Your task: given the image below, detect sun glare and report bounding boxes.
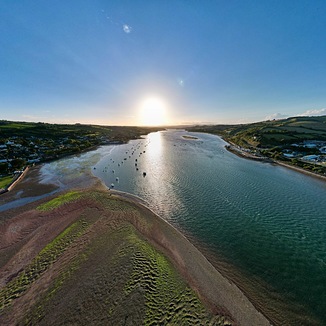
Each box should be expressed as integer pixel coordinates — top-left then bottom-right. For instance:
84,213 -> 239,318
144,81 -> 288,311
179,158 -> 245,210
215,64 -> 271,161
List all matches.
139,97 -> 168,126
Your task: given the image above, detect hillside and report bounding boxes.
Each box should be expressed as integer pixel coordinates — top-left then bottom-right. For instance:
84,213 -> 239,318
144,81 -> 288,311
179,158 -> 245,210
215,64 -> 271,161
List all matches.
188,116 -> 326,176
188,116 -> 326,148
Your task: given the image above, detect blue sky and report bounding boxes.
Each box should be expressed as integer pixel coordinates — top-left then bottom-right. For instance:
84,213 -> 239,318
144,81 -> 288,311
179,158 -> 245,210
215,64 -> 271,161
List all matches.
1,1 -> 326,125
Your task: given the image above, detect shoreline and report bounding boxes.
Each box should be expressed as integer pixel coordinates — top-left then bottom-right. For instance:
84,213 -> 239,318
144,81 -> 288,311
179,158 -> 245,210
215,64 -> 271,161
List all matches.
224,140 -> 326,183
275,160 -> 326,182
108,189 -> 270,325
3,135 -> 323,324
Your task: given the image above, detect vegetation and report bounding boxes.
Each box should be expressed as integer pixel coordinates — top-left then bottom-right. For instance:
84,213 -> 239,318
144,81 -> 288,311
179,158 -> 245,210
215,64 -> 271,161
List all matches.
0,120 -> 162,143
0,120 -> 163,176
37,191 -> 81,211
0,190 -> 231,325
188,116 -> 326,176
188,116 -> 326,148
0,219 -> 89,311
0,176 -> 13,189
124,228 -> 222,325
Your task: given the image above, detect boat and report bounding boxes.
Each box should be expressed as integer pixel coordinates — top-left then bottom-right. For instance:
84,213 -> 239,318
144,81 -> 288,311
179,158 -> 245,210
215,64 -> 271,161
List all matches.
110,183 -> 114,188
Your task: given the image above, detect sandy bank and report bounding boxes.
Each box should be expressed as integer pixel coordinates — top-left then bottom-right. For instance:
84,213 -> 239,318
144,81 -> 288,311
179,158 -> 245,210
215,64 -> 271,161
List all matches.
0,162 -> 271,325
275,160 -> 326,182
1,188 -> 231,325
111,189 -> 270,326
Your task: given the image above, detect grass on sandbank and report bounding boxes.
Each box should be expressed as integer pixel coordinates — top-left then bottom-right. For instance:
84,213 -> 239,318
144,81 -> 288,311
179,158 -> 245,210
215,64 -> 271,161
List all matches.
36,191 -> 81,211
0,219 -> 89,311
0,176 -> 13,189
1,190 -> 233,325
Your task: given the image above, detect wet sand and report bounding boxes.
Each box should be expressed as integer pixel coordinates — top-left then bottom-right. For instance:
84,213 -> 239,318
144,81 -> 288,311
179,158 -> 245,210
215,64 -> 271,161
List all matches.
276,160 -> 326,182
111,190 -> 270,325
0,166 -> 58,204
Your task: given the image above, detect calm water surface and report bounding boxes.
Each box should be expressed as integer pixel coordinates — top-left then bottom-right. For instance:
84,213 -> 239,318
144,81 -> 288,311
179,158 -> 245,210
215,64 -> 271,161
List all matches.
48,131 -> 326,324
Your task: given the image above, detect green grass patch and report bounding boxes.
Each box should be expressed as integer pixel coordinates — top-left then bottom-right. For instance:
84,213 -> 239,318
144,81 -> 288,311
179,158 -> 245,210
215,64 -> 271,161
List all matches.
124,229 -> 225,325
0,176 -> 12,189
37,191 -> 81,211
0,219 -> 89,311
86,190 -> 137,212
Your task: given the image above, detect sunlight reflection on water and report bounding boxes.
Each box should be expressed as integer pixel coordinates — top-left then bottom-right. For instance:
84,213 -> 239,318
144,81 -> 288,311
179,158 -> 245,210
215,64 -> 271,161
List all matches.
36,130 -> 326,324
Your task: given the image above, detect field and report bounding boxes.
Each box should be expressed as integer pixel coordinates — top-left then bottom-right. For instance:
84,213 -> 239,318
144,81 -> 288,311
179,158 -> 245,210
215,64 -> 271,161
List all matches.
188,116 -> 326,148
0,189 -> 234,325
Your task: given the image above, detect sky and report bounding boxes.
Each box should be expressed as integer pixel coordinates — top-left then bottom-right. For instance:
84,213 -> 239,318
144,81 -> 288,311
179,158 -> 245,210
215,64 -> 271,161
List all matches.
1,1 -> 326,126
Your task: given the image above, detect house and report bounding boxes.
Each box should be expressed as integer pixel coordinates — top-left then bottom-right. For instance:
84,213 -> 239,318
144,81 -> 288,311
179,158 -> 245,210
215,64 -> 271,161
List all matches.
320,146 -> 326,154
302,155 -> 319,161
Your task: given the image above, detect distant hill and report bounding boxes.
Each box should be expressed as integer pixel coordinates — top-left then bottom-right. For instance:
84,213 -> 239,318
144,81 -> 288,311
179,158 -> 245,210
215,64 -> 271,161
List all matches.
188,116 -> 326,148
0,120 -> 162,143
188,116 -> 326,176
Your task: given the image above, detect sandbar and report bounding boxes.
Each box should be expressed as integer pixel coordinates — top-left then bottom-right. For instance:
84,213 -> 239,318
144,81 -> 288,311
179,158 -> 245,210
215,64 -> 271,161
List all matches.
0,166 -> 271,325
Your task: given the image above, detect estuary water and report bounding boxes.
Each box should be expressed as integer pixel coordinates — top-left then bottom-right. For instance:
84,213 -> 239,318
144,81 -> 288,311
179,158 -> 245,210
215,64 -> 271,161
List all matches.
46,130 -> 326,324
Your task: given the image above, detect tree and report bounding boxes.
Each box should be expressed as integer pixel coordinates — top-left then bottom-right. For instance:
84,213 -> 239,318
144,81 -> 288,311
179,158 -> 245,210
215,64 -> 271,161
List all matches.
0,162 -> 8,174
11,158 -> 26,170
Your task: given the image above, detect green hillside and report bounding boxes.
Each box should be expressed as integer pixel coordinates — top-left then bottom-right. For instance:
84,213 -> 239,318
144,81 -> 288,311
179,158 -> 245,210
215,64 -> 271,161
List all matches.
188,116 -> 326,148
188,116 -> 326,176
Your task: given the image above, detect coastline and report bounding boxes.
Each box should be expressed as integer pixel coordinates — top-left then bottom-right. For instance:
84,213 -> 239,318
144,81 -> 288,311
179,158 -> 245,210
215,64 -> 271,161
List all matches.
275,160 -> 326,182
225,144 -> 273,163
0,163 -> 271,325
224,141 -> 326,183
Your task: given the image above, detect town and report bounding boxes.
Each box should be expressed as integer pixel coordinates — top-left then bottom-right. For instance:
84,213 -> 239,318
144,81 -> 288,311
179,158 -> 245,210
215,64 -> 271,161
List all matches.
0,121 -> 162,191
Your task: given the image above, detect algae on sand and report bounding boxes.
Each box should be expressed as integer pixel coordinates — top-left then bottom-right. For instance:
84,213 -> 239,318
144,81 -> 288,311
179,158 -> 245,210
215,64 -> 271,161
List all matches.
1,190 -> 233,325
37,191 -> 81,211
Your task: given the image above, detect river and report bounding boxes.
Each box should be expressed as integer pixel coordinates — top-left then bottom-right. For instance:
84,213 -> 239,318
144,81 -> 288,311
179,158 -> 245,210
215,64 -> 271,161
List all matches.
43,130 -> 326,325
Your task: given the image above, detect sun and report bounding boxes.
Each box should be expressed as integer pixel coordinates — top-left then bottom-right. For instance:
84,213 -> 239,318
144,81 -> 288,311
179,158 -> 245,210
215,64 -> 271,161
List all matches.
139,97 -> 168,126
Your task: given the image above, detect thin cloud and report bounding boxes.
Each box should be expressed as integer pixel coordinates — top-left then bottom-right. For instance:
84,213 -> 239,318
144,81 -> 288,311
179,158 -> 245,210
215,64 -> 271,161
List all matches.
177,79 -> 184,87
299,108 -> 326,116
265,113 -> 289,121
123,24 -> 132,33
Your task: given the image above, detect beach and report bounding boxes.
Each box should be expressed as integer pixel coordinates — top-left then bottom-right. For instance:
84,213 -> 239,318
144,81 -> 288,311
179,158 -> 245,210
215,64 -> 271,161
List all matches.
0,165 -> 270,325
225,142 -> 326,183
